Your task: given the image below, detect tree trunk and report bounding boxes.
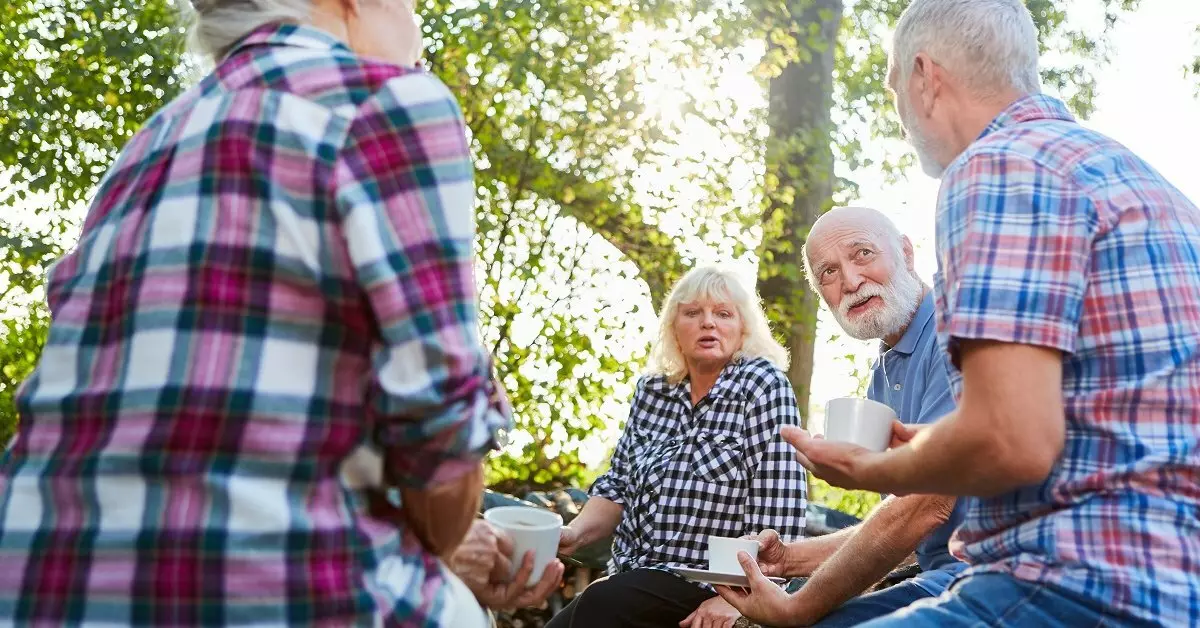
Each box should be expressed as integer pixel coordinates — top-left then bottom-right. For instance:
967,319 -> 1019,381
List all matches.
756,0 -> 843,428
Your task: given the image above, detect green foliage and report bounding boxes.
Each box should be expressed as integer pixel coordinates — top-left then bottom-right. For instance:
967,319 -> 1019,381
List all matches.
0,0 -> 1159,500
423,0 -> 758,487
0,0 -> 190,432
0,307 -> 47,446
810,477 -> 882,519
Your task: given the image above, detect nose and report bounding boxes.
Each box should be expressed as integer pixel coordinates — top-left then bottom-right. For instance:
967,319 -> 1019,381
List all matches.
842,265 -> 866,294
700,313 -> 716,329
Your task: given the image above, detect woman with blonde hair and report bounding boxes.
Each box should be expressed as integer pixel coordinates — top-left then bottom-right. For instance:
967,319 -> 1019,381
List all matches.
550,266 -> 809,628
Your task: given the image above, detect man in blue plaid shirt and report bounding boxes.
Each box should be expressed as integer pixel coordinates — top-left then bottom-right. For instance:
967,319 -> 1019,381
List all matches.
723,1 -> 1200,626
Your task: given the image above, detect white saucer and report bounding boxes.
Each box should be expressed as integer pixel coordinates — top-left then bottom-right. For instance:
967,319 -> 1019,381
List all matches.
670,566 -> 787,588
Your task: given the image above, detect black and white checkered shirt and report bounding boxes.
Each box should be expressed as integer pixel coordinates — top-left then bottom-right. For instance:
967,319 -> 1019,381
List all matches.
591,356 -> 808,575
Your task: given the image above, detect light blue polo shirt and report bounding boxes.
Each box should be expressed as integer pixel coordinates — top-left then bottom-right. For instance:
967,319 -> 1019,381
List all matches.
866,293 -> 967,592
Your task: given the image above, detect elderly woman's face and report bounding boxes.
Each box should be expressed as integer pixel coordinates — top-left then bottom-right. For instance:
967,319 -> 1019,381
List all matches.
674,299 -> 744,369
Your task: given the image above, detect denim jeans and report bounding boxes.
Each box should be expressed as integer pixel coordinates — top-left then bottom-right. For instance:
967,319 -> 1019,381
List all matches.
811,576 -> 944,628
857,572 -> 1154,628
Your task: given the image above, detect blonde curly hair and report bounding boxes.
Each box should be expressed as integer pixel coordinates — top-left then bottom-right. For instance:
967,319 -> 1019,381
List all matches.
648,266 -> 789,384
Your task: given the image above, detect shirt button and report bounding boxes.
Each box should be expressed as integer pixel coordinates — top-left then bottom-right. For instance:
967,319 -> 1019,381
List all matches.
893,384 -> 902,391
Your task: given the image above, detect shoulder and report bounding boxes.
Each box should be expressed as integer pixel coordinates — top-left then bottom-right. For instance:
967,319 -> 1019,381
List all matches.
944,119 -> 1114,191
735,357 -> 794,401
345,68 -> 462,127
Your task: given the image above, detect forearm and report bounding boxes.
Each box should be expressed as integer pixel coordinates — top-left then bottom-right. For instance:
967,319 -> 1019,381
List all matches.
789,494 -> 949,621
783,526 -> 855,576
568,496 -> 623,545
400,462 -> 484,557
880,409 -> 1040,496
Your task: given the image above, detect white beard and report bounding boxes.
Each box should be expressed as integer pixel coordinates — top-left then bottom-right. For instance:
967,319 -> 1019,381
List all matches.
832,270 -> 924,341
897,98 -> 946,178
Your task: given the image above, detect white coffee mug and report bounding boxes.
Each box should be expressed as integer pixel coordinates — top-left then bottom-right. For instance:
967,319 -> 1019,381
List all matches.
822,397 -> 897,452
483,506 -> 563,585
708,535 -> 759,575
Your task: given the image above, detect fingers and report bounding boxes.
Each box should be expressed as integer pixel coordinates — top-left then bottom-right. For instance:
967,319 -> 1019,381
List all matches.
489,550 -> 513,582
558,526 -> 577,556
500,551 -> 536,602
514,558 -> 563,608
494,526 -> 514,556
779,425 -> 807,448
737,550 -> 772,589
780,426 -> 818,470
679,610 -> 695,627
759,528 -> 780,547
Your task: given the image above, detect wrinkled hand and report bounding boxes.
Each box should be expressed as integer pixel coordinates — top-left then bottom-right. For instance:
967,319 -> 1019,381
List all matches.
558,526 -> 583,556
680,595 -> 742,628
449,520 -> 511,591
741,529 -> 788,578
476,551 -> 565,610
449,521 -> 564,610
781,426 -> 894,493
714,552 -> 806,627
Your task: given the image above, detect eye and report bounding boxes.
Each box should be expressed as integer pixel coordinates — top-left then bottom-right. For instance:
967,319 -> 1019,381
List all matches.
856,248 -> 876,260
717,310 -> 733,318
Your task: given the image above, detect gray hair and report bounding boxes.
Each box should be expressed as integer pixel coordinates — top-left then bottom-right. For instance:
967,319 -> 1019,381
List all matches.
892,0 -> 1041,97
185,0 -> 313,59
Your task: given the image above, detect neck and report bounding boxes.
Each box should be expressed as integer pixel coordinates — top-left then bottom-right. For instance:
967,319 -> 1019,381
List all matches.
882,284 -> 929,348
309,2 -> 351,44
947,89 -> 1026,156
686,361 -> 724,404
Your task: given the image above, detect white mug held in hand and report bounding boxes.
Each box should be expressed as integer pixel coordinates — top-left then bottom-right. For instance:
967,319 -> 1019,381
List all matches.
708,535 -> 760,575
482,506 -> 563,586
822,397 -> 897,452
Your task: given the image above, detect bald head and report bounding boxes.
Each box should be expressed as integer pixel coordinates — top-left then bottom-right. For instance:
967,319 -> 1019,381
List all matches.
804,206 -> 906,290
809,207 -> 903,250
803,206 -> 925,343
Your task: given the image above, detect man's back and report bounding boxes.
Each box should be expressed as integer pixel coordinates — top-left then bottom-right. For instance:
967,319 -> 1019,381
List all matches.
935,94 -> 1200,625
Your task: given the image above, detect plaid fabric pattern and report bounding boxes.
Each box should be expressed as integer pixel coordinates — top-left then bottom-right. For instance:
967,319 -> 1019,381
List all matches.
934,94 -> 1200,625
0,24 -> 509,626
590,357 -> 807,576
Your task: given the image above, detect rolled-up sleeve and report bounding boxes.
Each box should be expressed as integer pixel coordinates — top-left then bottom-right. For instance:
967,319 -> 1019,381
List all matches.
589,379 -> 648,504
331,71 -> 510,489
743,373 -> 807,540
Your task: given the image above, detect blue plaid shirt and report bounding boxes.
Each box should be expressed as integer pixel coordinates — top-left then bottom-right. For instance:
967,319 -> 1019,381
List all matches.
935,94 -> 1200,625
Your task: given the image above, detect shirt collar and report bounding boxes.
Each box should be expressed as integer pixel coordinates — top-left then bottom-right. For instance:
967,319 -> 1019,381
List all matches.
884,292 -> 935,356
226,23 -> 352,59
647,357 -> 747,401
976,93 -> 1076,142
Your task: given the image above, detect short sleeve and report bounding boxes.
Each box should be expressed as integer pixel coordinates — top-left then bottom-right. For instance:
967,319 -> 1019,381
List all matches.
935,149 -> 1094,367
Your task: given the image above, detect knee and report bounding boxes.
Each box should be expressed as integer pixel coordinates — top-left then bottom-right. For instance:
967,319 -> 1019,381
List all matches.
572,577 -> 621,613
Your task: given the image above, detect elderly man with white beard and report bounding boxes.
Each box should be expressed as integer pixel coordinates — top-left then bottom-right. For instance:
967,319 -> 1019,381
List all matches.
714,206 -> 966,627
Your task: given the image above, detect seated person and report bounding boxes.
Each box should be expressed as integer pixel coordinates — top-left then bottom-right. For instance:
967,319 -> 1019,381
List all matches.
717,207 -> 966,627
547,266 -> 809,628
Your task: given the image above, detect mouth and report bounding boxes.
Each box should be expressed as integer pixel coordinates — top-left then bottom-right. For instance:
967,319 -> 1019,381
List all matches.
847,295 -> 880,315
698,335 -> 720,348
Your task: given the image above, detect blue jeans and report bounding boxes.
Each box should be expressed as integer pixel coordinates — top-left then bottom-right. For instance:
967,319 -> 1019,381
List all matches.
857,573 -> 1154,627
811,578 -> 941,628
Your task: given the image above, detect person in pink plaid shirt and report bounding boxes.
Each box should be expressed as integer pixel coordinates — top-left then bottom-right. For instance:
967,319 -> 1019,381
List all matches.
0,0 -> 548,625
722,1 -> 1200,627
